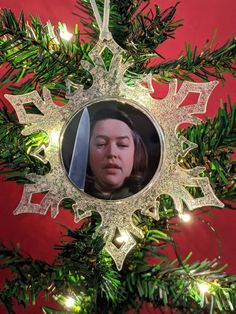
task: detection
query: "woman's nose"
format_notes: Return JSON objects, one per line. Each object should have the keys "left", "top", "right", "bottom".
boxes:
{"left": 107, "top": 143, "right": 118, "bottom": 158}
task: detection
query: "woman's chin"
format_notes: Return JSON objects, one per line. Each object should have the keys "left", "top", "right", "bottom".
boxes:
{"left": 99, "top": 180, "right": 124, "bottom": 193}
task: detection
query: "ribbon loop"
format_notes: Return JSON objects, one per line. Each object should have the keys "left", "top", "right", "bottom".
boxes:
{"left": 90, "top": 0, "right": 112, "bottom": 40}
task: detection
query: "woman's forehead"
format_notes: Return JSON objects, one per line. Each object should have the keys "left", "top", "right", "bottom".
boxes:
{"left": 92, "top": 118, "right": 133, "bottom": 137}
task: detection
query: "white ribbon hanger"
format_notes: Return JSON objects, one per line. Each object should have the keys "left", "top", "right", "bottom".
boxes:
{"left": 90, "top": 0, "right": 112, "bottom": 40}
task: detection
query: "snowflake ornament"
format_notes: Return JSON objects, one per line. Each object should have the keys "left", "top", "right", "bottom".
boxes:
{"left": 5, "top": 0, "right": 223, "bottom": 270}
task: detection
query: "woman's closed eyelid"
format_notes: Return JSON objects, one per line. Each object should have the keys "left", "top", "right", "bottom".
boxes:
{"left": 96, "top": 142, "right": 106, "bottom": 147}
{"left": 118, "top": 143, "right": 129, "bottom": 148}
{"left": 117, "top": 139, "right": 130, "bottom": 146}
{"left": 93, "top": 139, "right": 130, "bottom": 148}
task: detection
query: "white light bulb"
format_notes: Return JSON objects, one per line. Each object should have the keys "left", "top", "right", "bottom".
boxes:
{"left": 116, "top": 234, "right": 129, "bottom": 243}
{"left": 197, "top": 282, "right": 209, "bottom": 294}
{"left": 65, "top": 296, "right": 75, "bottom": 308}
{"left": 179, "top": 213, "right": 191, "bottom": 222}
{"left": 60, "top": 29, "right": 73, "bottom": 40}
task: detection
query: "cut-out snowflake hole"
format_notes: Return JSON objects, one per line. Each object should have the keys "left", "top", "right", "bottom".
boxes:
{"left": 112, "top": 227, "right": 125, "bottom": 249}
{"left": 29, "top": 143, "right": 48, "bottom": 164}
{"left": 31, "top": 192, "right": 47, "bottom": 205}
{"left": 22, "top": 101, "right": 44, "bottom": 115}
{"left": 100, "top": 46, "right": 113, "bottom": 71}
{"left": 184, "top": 186, "right": 205, "bottom": 198}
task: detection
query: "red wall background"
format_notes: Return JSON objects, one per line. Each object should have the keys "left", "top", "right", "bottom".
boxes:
{"left": 0, "top": 1, "right": 235, "bottom": 313}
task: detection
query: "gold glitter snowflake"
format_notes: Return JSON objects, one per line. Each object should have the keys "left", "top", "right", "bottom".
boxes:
{"left": 5, "top": 34, "right": 223, "bottom": 270}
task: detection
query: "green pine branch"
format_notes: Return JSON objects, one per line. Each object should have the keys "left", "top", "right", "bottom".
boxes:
{"left": 179, "top": 99, "right": 236, "bottom": 204}
{"left": 0, "top": 2, "right": 236, "bottom": 313}
{"left": 0, "top": 103, "right": 50, "bottom": 182}
{"left": 1, "top": 6, "right": 235, "bottom": 95}
{"left": 75, "top": 0, "right": 235, "bottom": 82}
{"left": 0, "top": 244, "right": 53, "bottom": 313}
{"left": 150, "top": 38, "right": 236, "bottom": 82}
{"left": 1, "top": 219, "right": 236, "bottom": 313}
{"left": 0, "top": 9, "right": 92, "bottom": 96}
{"left": 75, "top": 0, "right": 182, "bottom": 52}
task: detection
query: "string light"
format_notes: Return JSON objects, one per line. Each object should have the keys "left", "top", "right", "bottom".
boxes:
{"left": 197, "top": 282, "right": 209, "bottom": 294}
{"left": 116, "top": 234, "right": 129, "bottom": 244}
{"left": 60, "top": 25, "right": 73, "bottom": 40}
{"left": 64, "top": 296, "right": 75, "bottom": 308}
{"left": 179, "top": 213, "right": 191, "bottom": 222}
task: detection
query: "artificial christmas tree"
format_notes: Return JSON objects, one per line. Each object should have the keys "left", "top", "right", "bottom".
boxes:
{"left": 0, "top": 1, "right": 235, "bottom": 313}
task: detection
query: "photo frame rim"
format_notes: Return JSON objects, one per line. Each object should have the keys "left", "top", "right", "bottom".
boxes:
{"left": 59, "top": 95, "right": 165, "bottom": 202}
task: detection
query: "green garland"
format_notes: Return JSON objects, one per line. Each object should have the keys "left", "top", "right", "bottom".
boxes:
{"left": 0, "top": 1, "right": 236, "bottom": 313}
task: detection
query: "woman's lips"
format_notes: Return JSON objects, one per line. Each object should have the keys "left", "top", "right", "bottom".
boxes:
{"left": 103, "top": 164, "right": 121, "bottom": 169}
{"left": 103, "top": 164, "right": 121, "bottom": 174}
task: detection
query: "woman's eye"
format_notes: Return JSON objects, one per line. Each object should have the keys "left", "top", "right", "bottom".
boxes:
{"left": 118, "top": 143, "right": 129, "bottom": 148}
{"left": 96, "top": 143, "right": 106, "bottom": 148}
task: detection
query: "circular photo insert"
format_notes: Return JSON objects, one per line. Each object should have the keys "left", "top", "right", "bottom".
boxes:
{"left": 61, "top": 99, "right": 162, "bottom": 200}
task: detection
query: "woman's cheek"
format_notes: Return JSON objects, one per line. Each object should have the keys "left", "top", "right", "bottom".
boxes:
{"left": 94, "top": 149, "right": 104, "bottom": 161}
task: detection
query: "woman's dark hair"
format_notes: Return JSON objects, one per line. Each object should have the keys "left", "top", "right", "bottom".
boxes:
{"left": 87, "top": 107, "right": 148, "bottom": 194}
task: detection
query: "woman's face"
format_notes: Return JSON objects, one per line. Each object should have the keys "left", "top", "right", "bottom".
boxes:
{"left": 89, "top": 118, "right": 135, "bottom": 193}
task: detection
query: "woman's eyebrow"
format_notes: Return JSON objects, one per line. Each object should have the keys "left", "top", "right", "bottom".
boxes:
{"left": 94, "top": 135, "right": 131, "bottom": 140}
{"left": 94, "top": 135, "right": 108, "bottom": 139}
{"left": 117, "top": 136, "right": 131, "bottom": 140}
